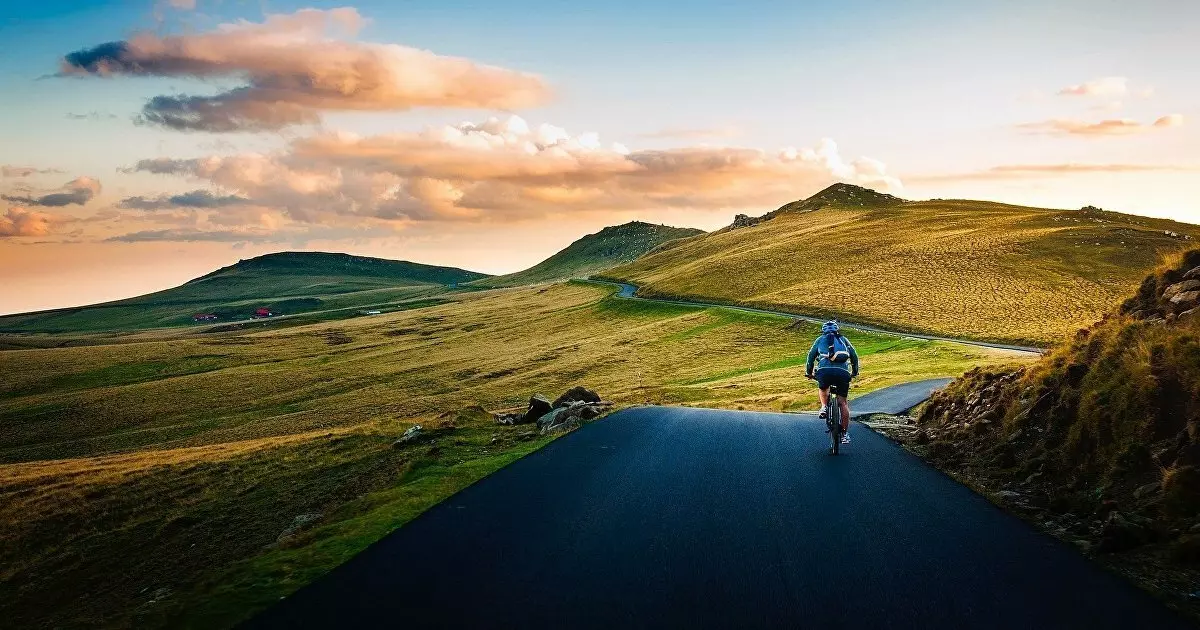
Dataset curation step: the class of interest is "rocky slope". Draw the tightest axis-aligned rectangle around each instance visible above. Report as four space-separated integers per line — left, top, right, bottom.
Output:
889 249 1200 618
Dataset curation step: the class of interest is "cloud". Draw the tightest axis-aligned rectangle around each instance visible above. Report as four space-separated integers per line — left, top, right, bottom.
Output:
3 176 101 206
1154 113 1185 128
908 162 1200 183
132 115 901 224
0 207 56 237
1017 114 1184 136
2 165 63 178
66 111 119 121
119 189 250 210
60 8 551 132
105 228 285 243
1058 76 1128 97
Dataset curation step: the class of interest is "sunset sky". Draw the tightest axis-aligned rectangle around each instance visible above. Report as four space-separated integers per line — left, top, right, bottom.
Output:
1 0 1197 314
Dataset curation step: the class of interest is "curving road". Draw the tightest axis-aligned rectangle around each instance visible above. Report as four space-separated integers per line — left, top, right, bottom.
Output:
248 381 1191 629
595 280 1045 355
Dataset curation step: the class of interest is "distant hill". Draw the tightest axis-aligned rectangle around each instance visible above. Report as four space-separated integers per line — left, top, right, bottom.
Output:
180 252 488 299
604 183 1199 345
0 252 489 333
475 221 704 287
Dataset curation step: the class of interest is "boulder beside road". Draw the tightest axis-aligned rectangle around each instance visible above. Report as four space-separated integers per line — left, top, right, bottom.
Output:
494 386 611 434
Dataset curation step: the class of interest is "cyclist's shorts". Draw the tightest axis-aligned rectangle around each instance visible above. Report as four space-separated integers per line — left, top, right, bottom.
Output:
815 368 851 397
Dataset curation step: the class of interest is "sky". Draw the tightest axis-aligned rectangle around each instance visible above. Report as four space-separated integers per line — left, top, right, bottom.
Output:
1 0 1197 314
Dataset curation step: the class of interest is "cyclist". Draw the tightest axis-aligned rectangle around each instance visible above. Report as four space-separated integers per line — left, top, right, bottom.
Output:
805 320 859 444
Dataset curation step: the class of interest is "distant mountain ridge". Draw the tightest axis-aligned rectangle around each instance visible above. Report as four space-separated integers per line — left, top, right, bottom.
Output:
476 221 705 287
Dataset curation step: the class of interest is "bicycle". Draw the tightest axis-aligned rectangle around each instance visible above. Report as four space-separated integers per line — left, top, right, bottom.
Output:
826 388 844 455
807 374 844 455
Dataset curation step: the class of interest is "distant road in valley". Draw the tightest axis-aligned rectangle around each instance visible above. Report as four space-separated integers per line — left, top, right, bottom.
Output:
594 280 1045 355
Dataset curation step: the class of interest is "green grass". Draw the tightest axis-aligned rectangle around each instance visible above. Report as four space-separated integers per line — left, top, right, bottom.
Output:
0 281 1031 628
474 221 704 287
605 185 1198 345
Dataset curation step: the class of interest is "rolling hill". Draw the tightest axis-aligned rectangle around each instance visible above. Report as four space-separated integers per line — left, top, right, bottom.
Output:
0 252 489 333
474 221 704 287
603 183 1199 345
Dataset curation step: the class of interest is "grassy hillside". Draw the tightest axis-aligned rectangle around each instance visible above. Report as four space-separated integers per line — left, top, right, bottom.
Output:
0 282 1027 628
604 184 1198 345
902 250 1200 618
0 252 488 333
475 221 704 287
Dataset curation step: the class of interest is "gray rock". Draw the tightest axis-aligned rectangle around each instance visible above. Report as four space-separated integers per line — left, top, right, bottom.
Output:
1170 290 1200 307
277 512 323 542
536 406 571 431
553 386 602 408
1183 266 1200 281
523 394 554 423
542 415 584 435
1133 481 1162 500
393 424 423 446
1164 279 1200 299
994 490 1023 502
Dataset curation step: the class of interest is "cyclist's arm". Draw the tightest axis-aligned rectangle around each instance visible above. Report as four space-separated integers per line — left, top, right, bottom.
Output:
847 339 860 377
805 340 818 376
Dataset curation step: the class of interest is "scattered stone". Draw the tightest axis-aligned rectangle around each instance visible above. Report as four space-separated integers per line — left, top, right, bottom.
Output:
393 424 423 446
536 406 571 431
523 394 554 423
277 512 322 542
1170 290 1200 307
1133 481 1162 500
552 386 602 408
1098 511 1151 552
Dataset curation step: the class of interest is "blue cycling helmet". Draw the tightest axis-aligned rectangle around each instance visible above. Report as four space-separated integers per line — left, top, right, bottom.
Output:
821 320 840 334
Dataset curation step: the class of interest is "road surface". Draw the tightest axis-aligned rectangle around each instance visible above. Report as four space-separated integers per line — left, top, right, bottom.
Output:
249 382 1190 629
596 280 1044 355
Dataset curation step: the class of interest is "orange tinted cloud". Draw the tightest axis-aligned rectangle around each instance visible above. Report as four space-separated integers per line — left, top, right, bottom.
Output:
1058 76 1128 97
131 116 901 227
60 8 551 132
1017 114 1184 136
0 207 56 237
908 162 1199 183
1 165 62 178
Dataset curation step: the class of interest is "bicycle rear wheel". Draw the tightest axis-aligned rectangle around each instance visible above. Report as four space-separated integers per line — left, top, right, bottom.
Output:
829 394 841 455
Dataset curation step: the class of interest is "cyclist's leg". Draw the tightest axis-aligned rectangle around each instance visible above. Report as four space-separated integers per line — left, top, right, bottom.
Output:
835 374 851 431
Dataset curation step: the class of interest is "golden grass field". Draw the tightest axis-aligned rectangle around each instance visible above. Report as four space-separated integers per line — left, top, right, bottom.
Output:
0 281 1029 628
605 201 1197 345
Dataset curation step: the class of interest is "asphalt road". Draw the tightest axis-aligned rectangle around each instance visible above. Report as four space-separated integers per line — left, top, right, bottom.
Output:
249 383 1191 629
599 281 1044 355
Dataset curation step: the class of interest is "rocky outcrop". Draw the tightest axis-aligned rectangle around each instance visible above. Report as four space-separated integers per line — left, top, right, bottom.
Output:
392 424 424 446
729 214 766 230
494 386 611 433
1121 253 1200 320
553 386 601 408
